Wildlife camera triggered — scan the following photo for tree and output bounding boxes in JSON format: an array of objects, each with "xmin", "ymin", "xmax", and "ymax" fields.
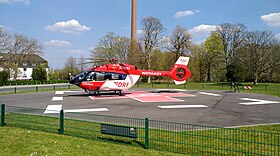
[
  {"xmin": 0, "ymin": 71, "xmax": 9, "ymax": 86},
  {"xmin": 215, "ymin": 23, "xmax": 247, "ymax": 76},
  {"xmin": 240, "ymin": 30, "xmax": 280, "ymax": 84},
  {"xmin": 138, "ymin": 16, "xmax": 165, "ymax": 83},
  {"xmin": 203, "ymin": 32, "xmax": 224, "ymax": 81},
  {"xmin": 91, "ymin": 32, "xmax": 130, "ymax": 64},
  {"xmin": 32, "ymin": 64, "xmax": 47, "ymax": 81},
  {"xmin": 61, "ymin": 57, "xmax": 80, "ymax": 80},
  {"xmin": 77, "ymin": 56, "xmax": 89, "ymax": 72},
  {"xmin": 48, "ymin": 69, "xmax": 60, "ymax": 80},
  {"xmin": 6, "ymin": 34, "xmax": 43, "ymax": 79},
  {"xmin": 225, "ymin": 61, "xmax": 244, "ymax": 83},
  {"xmin": 188, "ymin": 44, "xmax": 207, "ymax": 82},
  {"xmin": 266, "ymin": 39, "xmax": 280, "ymax": 82},
  {"xmin": 166, "ymin": 25, "xmax": 192, "ymax": 62},
  {"xmin": 0, "ymin": 28, "xmax": 9, "ymax": 53},
  {"xmin": 114, "ymin": 36, "xmax": 130, "ymax": 63}
]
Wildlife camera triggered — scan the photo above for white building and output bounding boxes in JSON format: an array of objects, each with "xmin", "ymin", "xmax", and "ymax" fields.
[{"xmin": 0, "ymin": 53, "xmax": 49, "ymax": 80}]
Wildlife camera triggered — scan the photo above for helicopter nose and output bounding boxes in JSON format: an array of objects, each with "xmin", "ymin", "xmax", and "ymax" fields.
[
  {"xmin": 69, "ymin": 79, "xmax": 74, "ymax": 84},
  {"xmin": 69, "ymin": 76, "xmax": 75, "ymax": 84},
  {"xmin": 70, "ymin": 76, "xmax": 74, "ymax": 81}
]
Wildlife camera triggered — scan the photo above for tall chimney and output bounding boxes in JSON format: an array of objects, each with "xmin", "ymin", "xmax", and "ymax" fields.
[{"xmin": 131, "ymin": 0, "xmax": 136, "ymax": 43}]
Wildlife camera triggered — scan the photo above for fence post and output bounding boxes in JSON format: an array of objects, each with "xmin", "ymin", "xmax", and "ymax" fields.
[
  {"xmin": 58, "ymin": 110, "xmax": 64, "ymax": 134},
  {"xmin": 1, "ymin": 104, "xmax": 6, "ymax": 126},
  {"xmin": 144, "ymin": 118, "xmax": 149, "ymax": 149},
  {"xmin": 14, "ymin": 87, "xmax": 17, "ymax": 94}
]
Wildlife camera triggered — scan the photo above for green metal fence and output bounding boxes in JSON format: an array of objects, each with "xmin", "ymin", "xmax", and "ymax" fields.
[
  {"xmin": 1, "ymin": 104, "xmax": 279, "ymax": 155},
  {"xmin": 0, "ymin": 84, "xmax": 77, "ymax": 94},
  {"xmin": 135, "ymin": 82, "xmax": 280, "ymax": 92}
]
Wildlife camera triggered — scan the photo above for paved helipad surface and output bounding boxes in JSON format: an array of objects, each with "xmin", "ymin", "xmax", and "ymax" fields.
[{"xmin": 1, "ymin": 88, "xmax": 280, "ymax": 127}]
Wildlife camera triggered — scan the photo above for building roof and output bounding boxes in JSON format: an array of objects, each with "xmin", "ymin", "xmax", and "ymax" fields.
[{"xmin": 0, "ymin": 53, "xmax": 48, "ymax": 68}]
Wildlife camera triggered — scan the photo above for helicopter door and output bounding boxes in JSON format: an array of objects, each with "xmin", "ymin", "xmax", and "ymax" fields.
[{"xmin": 85, "ymin": 71, "xmax": 96, "ymax": 81}]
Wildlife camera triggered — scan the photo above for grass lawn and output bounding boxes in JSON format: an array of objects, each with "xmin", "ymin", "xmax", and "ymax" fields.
[
  {"xmin": 0, "ymin": 126, "xmax": 181, "ymax": 156},
  {"xmin": 1, "ymin": 113, "xmax": 279, "ymax": 155}
]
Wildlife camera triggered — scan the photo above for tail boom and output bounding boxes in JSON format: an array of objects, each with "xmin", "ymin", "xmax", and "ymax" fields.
[{"xmin": 138, "ymin": 57, "xmax": 191, "ymax": 85}]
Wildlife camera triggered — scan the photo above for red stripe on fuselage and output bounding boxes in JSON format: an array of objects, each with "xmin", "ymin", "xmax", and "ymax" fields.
[{"xmin": 79, "ymin": 81, "xmax": 105, "ymax": 91}]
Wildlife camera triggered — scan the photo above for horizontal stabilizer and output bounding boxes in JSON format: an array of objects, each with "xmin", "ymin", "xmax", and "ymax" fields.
[{"xmin": 174, "ymin": 80, "xmax": 186, "ymax": 85}]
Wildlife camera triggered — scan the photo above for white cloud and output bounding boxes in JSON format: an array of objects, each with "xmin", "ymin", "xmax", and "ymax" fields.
[
  {"xmin": 174, "ymin": 10, "xmax": 195, "ymax": 18},
  {"xmin": 0, "ymin": 0, "xmax": 30, "ymax": 5},
  {"xmin": 261, "ymin": 12, "xmax": 280, "ymax": 27},
  {"xmin": 0, "ymin": 24, "xmax": 13, "ymax": 32},
  {"xmin": 189, "ymin": 24, "xmax": 217, "ymax": 43},
  {"xmin": 45, "ymin": 19, "xmax": 91, "ymax": 34},
  {"xmin": 44, "ymin": 40, "xmax": 72, "ymax": 47}
]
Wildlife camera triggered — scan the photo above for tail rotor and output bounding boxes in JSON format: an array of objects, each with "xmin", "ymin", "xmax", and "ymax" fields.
[{"xmin": 169, "ymin": 57, "xmax": 191, "ymax": 85}]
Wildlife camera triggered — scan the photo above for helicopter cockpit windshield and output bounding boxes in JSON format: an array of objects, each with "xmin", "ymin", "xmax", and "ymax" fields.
[{"xmin": 69, "ymin": 71, "xmax": 89, "ymax": 85}]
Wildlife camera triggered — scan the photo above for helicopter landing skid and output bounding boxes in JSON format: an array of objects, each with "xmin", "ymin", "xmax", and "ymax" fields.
[{"xmin": 87, "ymin": 90, "xmax": 123, "ymax": 96}]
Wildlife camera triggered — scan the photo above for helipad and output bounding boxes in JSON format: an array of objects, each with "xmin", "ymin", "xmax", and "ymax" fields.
[
  {"xmin": 1, "ymin": 89, "xmax": 280, "ymax": 127},
  {"xmin": 89, "ymin": 91, "xmax": 195, "ymax": 102}
]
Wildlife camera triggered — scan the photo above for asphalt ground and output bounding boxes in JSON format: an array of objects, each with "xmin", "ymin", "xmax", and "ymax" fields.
[{"xmin": 0, "ymin": 88, "xmax": 279, "ymax": 127}]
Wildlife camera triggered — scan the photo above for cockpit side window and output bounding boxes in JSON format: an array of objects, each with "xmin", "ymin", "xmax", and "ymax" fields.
[
  {"xmin": 104, "ymin": 73, "xmax": 111, "ymax": 80},
  {"xmin": 119, "ymin": 74, "xmax": 127, "ymax": 80},
  {"xmin": 83, "ymin": 72, "xmax": 127, "ymax": 81},
  {"xmin": 85, "ymin": 71, "xmax": 96, "ymax": 81},
  {"xmin": 96, "ymin": 72, "xmax": 105, "ymax": 81}
]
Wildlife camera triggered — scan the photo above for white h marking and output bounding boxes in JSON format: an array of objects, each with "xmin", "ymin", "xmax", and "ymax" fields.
[
  {"xmin": 239, "ymin": 98, "xmax": 279, "ymax": 105},
  {"xmin": 52, "ymin": 97, "xmax": 63, "ymax": 101},
  {"xmin": 198, "ymin": 92, "xmax": 221, "ymax": 97},
  {"xmin": 44, "ymin": 105, "xmax": 108, "ymax": 114},
  {"xmin": 158, "ymin": 105, "xmax": 208, "ymax": 109}
]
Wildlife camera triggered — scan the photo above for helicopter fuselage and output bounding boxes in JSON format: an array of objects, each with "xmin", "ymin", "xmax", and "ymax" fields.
[{"xmin": 69, "ymin": 57, "xmax": 191, "ymax": 95}]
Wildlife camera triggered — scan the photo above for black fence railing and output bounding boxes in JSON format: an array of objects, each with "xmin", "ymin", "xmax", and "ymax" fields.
[{"xmin": 1, "ymin": 104, "xmax": 280, "ymax": 155}]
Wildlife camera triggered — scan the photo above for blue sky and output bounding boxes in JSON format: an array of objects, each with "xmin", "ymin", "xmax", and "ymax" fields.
[{"xmin": 0, "ymin": 0, "xmax": 279, "ymax": 69}]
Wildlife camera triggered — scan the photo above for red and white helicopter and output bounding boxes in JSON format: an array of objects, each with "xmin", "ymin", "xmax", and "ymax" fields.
[{"xmin": 69, "ymin": 56, "xmax": 191, "ymax": 96}]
